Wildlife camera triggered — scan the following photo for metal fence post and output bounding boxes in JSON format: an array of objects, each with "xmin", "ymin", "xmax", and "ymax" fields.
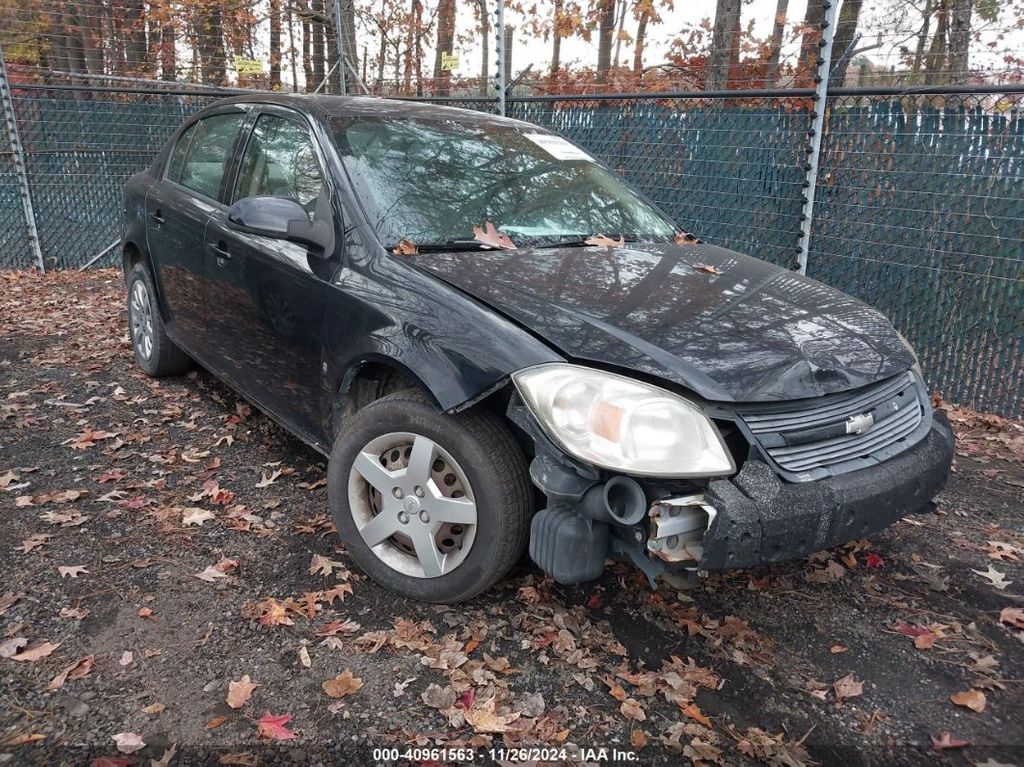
[
  {"xmin": 332, "ymin": 0, "xmax": 347, "ymax": 96},
  {"xmin": 495, "ymin": 0, "xmax": 506, "ymax": 116},
  {"xmin": 0, "ymin": 43, "xmax": 44, "ymax": 273},
  {"xmin": 795, "ymin": 0, "xmax": 838, "ymax": 275}
]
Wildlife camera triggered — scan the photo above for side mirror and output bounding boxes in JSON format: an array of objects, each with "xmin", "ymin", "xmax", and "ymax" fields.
[{"xmin": 226, "ymin": 196, "xmax": 334, "ymax": 255}]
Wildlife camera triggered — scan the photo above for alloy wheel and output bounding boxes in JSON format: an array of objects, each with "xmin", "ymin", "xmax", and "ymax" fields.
[
  {"xmin": 130, "ymin": 279, "xmax": 155, "ymax": 360},
  {"xmin": 347, "ymin": 431, "xmax": 477, "ymax": 578}
]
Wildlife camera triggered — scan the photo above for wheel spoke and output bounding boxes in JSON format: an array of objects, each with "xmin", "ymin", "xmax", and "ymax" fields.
[
  {"xmin": 409, "ymin": 525, "xmax": 444, "ymax": 577},
  {"xmin": 358, "ymin": 511, "xmax": 400, "ymax": 547},
  {"xmin": 430, "ymin": 495, "xmax": 476, "ymax": 526},
  {"xmin": 404, "ymin": 434, "xmax": 435, "ymax": 483},
  {"xmin": 352, "ymin": 451, "xmax": 396, "ymax": 495}
]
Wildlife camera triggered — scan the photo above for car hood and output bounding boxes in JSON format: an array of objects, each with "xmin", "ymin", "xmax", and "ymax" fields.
[{"xmin": 411, "ymin": 242, "xmax": 914, "ymax": 402}]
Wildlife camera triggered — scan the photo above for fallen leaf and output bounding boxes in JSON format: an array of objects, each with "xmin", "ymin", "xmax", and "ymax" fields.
[
  {"xmin": 58, "ymin": 565, "xmax": 89, "ymax": 579},
  {"xmin": 0, "ymin": 592, "xmax": 21, "ymax": 616},
  {"xmin": 999, "ymin": 607, "xmax": 1024, "ymax": 630},
  {"xmin": 256, "ymin": 712, "xmax": 297, "ymax": 740},
  {"xmin": 693, "ymin": 263, "xmax": 723, "ymax": 275},
  {"xmin": 182, "ymin": 507, "xmax": 216, "ymax": 526},
  {"xmin": 584, "ymin": 233, "xmax": 625, "ymax": 248},
  {"xmin": 227, "ymin": 675, "xmax": 259, "ymax": 709},
  {"xmin": 322, "ymin": 669, "xmax": 363, "ymax": 699},
  {"xmin": 309, "ymin": 554, "xmax": 346, "ymax": 577},
  {"xmin": 673, "ymin": 231, "xmax": 701, "ymax": 245},
  {"xmin": 219, "ymin": 753, "xmax": 258, "ymax": 766},
  {"xmin": 206, "ymin": 715, "xmax": 228, "ymax": 729},
  {"xmin": 422, "ymin": 683, "xmax": 456, "ymax": 709},
  {"xmin": 11, "ymin": 641, "xmax": 60, "ymax": 662},
  {"xmin": 0, "ymin": 637, "xmax": 28, "ymax": 658},
  {"xmin": 463, "ymin": 697, "xmax": 521, "ymax": 733},
  {"xmin": 631, "ymin": 728, "xmax": 647, "ymax": 748},
  {"xmin": 931, "ymin": 732, "xmax": 969, "ymax": 750},
  {"xmin": 472, "ymin": 221, "xmax": 517, "ymax": 250},
  {"xmin": 151, "ymin": 744, "xmax": 177, "ymax": 767},
  {"xmin": 141, "ymin": 703, "xmax": 166, "ymax": 715},
  {"xmin": 138, "ymin": 607, "xmax": 154, "ymax": 619},
  {"xmin": 315, "ymin": 619, "xmax": 360, "ymax": 637},
  {"xmin": 392, "ymin": 239, "xmax": 419, "ymax": 255},
  {"xmin": 680, "ymin": 702, "xmax": 713, "ymax": 728},
  {"xmin": 620, "ymin": 698, "xmax": 647, "ymax": 722},
  {"xmin": 112, "ymin": 732, "xmax": 146, "ymax": 754},
  {"xmin": 298, "ymin": 645, "xmax": 311, "ymax": 668},
  {"xmin": 830, "ymin": 644, "xmax": 848, "ymax": 654},
  {"xmin": 194, "ymin": 566, "xmax": 230, "ymax": 582},
  {"xmin": 47, "ymin": 655, "xmax": 94, "ymax": 690},
  {"xmin": 255, "ymin": 469, "xmax": 283, "ymax": 488},
  {"xmin": 2, "ymin": 733, "xmax": 45, "ymax": 746},
  {"xmin": 972, "ymin": 566, "xmax": 1011, "ymax": 590},
  {"xmin": 865, "ymin": 552, "xmax": 885, "ymax": 568},
  {"xmin": 834, "ymin": 673, "xmax": 863, "ymax": 702},
  {"xmin": 950, "ymin": 689, "xmax": 986, "ymax": 713}
]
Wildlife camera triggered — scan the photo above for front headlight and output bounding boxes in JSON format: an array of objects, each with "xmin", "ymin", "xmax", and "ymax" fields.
[{"xmin": 512, "ymin": 364, "xmax": 735, "ymax": 478}]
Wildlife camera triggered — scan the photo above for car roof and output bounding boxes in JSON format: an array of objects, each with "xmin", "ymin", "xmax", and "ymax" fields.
[{"xmin": 196, "ymin": 93, "xmax": 534, "ymax": 130}]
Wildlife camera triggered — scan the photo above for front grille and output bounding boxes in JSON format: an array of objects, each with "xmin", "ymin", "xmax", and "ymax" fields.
[{"xmin": 738, "ymin": 372, "xmax": 928, "ymax": 479}]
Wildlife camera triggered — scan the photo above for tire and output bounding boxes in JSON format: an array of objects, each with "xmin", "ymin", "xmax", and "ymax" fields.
[
  {"xmin": 328, "ymin": 389, "xmax": 532, "ymax": 603},
  {"xmin": 126, "ymin": 262, "xmax": 192, "ymax": 377}
]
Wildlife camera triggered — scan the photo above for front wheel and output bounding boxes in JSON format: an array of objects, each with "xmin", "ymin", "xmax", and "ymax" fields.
[{"xmin": 327, "ymin": 390, "xmax": 532, "ymax": 603}]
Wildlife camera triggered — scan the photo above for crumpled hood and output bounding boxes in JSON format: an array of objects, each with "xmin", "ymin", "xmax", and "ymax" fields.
[{"xmin": 412, "ymin": 242, "xmax": 914, "ymax": 402}]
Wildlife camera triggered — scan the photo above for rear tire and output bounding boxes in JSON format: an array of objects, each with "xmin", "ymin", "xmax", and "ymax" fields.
[
  {"xmin": 327, "ymin": 390, "xmax": 532, "ymax": 603},
  {"xmin": 127, "ymin": 262, "xmax": 192, "ymax": 377}
]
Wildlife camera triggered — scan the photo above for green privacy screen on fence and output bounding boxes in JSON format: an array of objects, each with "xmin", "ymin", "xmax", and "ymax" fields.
[{"xmin": 2, "ymin": 86, "xmax": 1022, "ymax": 416}]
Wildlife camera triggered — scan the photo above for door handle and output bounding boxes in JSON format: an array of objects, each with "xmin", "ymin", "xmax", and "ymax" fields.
[
  {"xmin": 208, "ymin": 240, "xmax": 231, "ymax": 260},
  {"xmin": 150, "ymin": 209, "xmax": 164, "ymax": 225}
]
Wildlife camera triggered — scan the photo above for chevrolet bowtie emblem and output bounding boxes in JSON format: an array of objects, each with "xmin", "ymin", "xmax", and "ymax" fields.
[{"xmin": 845, "ymin": 412, "xmax": 874, "ymax": 435}]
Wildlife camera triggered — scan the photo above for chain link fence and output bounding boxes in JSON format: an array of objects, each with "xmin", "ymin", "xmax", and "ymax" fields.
[{"xmin": 1, "ymin": 81, "xmax": 1021, "ymax": 416}]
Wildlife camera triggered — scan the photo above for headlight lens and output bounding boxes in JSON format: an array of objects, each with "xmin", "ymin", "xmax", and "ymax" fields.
[{"xmin": 512, "ymin": 364, "xmax": 735, "ymax": 477}]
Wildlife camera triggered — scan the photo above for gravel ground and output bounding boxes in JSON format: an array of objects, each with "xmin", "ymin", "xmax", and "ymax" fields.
[{"xmin": 1, "ymin": 268, "xmax": 1022, "ymax": 766}]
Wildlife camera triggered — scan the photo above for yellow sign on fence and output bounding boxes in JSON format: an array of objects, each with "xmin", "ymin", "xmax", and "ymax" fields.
[
  {"xmin": 441, "ymin": 52, "xmax": 460, "ymax": 72},
  {"xmin": 234, "ymin": 57, "xmax": 264, "ymax": 75}
]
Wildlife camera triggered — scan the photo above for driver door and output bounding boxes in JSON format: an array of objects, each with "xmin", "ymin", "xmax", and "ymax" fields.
[{"xmin": 204, "ymin": 107, "xmax": 332, "ymax": 440}]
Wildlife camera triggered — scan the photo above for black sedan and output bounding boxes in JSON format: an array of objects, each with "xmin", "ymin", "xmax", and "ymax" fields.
[{"xmin": 121, "ymin": 95, "xmax": 953, "ymax": 602}]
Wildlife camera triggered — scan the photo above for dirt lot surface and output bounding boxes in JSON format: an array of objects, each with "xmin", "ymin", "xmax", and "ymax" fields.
[{"xmin": 1, "ymin": 268, "xmax": 1022, "ymax": 766}]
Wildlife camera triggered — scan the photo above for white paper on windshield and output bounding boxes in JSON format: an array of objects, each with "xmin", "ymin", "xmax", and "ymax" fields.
[{"xmin": 523, "ymin": 133, "xmax": 594, "ymax": 162}]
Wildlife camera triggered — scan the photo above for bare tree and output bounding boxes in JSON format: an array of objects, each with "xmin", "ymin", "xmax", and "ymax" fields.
[
  {"xmin": 433, "ymin": 0, "xmax": 456, "ymax": 95},
  {"xmin": 596, "ymin": 0, "xmax": 616, "ymax": 83},
  {"xmin": 764, "ymin": 0, "xmax": 788, "ymax": 86},
  {"xmin": 706, "ymin": 0, "xmax": 740, "ymax": 90}
]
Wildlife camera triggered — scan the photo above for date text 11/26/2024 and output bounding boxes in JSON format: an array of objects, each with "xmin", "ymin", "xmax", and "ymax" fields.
[{"xmin": 372, "ymin": 746, "xmax": 641, "ymax": 762}]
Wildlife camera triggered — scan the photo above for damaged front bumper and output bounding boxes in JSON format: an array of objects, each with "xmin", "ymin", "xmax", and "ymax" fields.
[
  {"xmin": 699, "ymin": 411, "xmax": 954, "ymax": 569},
  {"xmin": 520, "ymin": 403, "xmax": 954, "ymax": 586}
]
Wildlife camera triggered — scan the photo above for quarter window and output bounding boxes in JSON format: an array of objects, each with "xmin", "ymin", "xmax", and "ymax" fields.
[
  {"xmin": 169, "ymin": 113, "xmax": 246, "ymax": 200},
  {"xmin": 234, "ymin": 114, "xmax": 324, "ymax": 217}
]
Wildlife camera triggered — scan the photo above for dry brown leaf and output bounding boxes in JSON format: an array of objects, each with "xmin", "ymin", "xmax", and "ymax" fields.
[
  {"xmin": 206, "ymin": 715, "xmax": 228, "ymax": 729},
  {"xmin": 673, "ymin": 231, "xmax": 702, "ymax": 245},
  {"xmin": 464, "ymin": 697, "xmax": 521, "ymax": 733},
  {"xmin": 227, "ymin": 674, "xmax": 259, "ymax": 709},
  {"xmin": 142, "ymin": 702, "xmax": 166, "ymax": 715},
  {"xmin": 322, "ymin": 669, "xmax": 363, "ymax": 699},
  {"xmin": 11, "ymin": 641, "xmax": 60, "ymax": 662},
  {"xmin": 584, "ymin": 233, "xmax": 625, "ymax": 248},
  {"xmin": 693, "ymin": 263, "xmax": 723, "ymax": 275},
  {"xmin": 950, "ymin": 689, "xmax": 986, "ymax": 712},
  {"xmin": 620, "ymin": 697, "xmax": 647, "ymax": 722},
  {"xmin": 112, "ymin": 731, "xmax": 146, "ymax": 754},
  {"xmin": 182, "ymin": 507, "xmax": 216, "ymax": 526},
  {"xmin": 219, "ymin": 753, "xmax": 257, "ymax": 766},
  {"xmin": 0, "ymin": 637, "xmax": 28, "ymax": 658},
  {"xmin": 46, "ymin": 655, "xmax": 94, "ymax": 690},
  {"xmin": 834, "ymin": 673, "xmax": 863, "ymax": 702},
  {"xmin": 472, "ymin": 221, "xmax": 517, "ymax": 250},
  {"xmin": 999, "ymin": 606, "xmax": 1024, "ymax": 630},
  {"xmin": 679, "ymin": 702, "xmax": 713, "ymax": 728},
  {"xmin": 392, "ymin": 239, "xmax": 419, "ymax": 255}
]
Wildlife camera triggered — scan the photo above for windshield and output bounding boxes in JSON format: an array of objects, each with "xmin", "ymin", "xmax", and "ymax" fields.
[{"xmin": 331, "ymin": 116, "xmax": 678, "ymax": 249}]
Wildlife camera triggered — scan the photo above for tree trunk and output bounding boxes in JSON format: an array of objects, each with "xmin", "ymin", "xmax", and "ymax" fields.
[
  {"xmin": 948, "ymin": 0, "xmax": 972, "ymax": 83},
  {"xmin": 300, "ymin": 0, "xmax": 313, "ymax": 90},
  {"xmin": 828, "ymin": 0, "xmax": 863, "ymax": 87},
  {"xmin": 123, "ymin": 0, "xmax": 149, "ymax": 75},
  {"xmin": 596, "ymin": 0, "xmax": 615, "ymax": 83},
  {"xmin": 764, "ymin": 0, "xmax": 788, "ymax": 86},
  {"xmin": 551, "ymin": 0, "xmax": 562, "ymax": 76},
  {"xmin": 311, "ymin": 0, "xmax": 326, "ymax": 90},
  {"xmin": 911, "ymin": 0, "xmax": 933, "ymax": 76},
  {"xmin": 705, "ymin": 0, "xmax": 740, "ymax": 90},
  {"xmin": 288, "ymin": 6, "xmax": 298, "ymax": 91},
  {"xmin": 269, "ymin": 0, "xmax": 282, "ymax": 89},
  {"xmin": 477, "ymin": 0, "xmax": 489, "ymax": 95},
  {"xmin": 432, "ymin": 0, "xmax": 455, "ymax": 96},
  {"xmin": 798, "ymin": 0, "xmax": 825, "ymax": 79},
  {"xmin": 633, "ymin": 7, "xmax": 649, "ymax": 76},
  {"xmin": 326, "ymin": 8, "xmax": 340, "ymax": 92},
  {"xmin": 198, "ymin": 4, "xmax": 227, "ymax": 85},
  {"xmin": 341, "ymin": 0, "xmax": 359, "ymax": 92},
  {"xmin": 159, "ymin": 19, "xmax": 176, "ymax": 80},
  {"xmin": 924, "ymin": 0, "xmax": 948, "ymax": 85},
  {"xmin": 612, "ymin": 0, "xmax": 628, "ymax": 69}
]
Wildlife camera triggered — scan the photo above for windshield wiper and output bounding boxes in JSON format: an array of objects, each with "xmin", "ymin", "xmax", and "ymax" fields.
[
  {"xmin": 389, "ymin": 239, "xmax": 485, "ymax": 253},
  {"xmin": 534, "ymin": 235, "xmax": 643, "ymax": 249}
]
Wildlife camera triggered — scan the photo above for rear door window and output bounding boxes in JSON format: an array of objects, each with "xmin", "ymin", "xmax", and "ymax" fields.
[{"xmin": 168, "ymin": 113, "xmax": 246, "ymax": 201}]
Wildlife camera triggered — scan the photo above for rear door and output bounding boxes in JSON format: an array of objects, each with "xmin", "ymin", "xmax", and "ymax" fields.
[
  {"xmin": 145, "ymin": 108, "xmax": 249, "ymax": 358},
  {"xmin": 203, "ymin": 106, "xmax": 333, "ymax": 440}
]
